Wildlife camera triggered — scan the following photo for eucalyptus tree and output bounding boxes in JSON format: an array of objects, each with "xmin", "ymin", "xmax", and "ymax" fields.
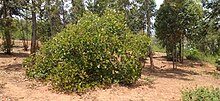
[
  {"xmin": 30, "ymin": 0, "xmax": 37, "ymax": 53},
  {"xmin": 70, "ymin": 0, "xmax": 85, "ymax": 23},
  {"xmin": 155, "ymin": 0, "xmax": 203, "ymax": 67},
  {"xmin": 138, "ymin": 0, "xmax": 156, "ymax": 67},
  {"xmin": 196, "ymin": 0, "xmax": 220, "ymax": 55},
  {"xmin": 0, "ymin": 0, "xmax": 26, "ymax": 54},
  {"xmin": 86, "ymin": 0, "xmax": 115, "ymax": 15}
]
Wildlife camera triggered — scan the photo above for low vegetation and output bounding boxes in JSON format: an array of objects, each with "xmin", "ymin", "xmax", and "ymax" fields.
[
  {"xmin": 182, "ymin": 87, "xmax": 220, "ymax": 101},
  {"xmin": 143, "ymin": 76, "xmax": 157, "ymax": 83},
  {"xmin": 216, "ymin": 59, "xmax": 220, "ymax": 71}
]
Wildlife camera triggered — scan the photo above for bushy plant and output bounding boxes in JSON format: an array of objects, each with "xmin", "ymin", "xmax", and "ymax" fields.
[
  {"xmin": 185, "ymin": 49, "xmax": 202, "ymax": 61},
  {"xmin": 23, "ymin": 9, "xmax": 150, "ymax": 92},
  {"xmin": 182, "ymin": 87, "xmax": 220, "ymax": 101}
]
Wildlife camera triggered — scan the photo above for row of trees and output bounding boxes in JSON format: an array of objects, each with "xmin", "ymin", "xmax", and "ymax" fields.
[
  {"xmin": 155, "ymin": 0, "xmax": 219, "ymax": 68},
  {"xmin": 0, "ymin": 0, "xmax": 156, "ymax": 54}
]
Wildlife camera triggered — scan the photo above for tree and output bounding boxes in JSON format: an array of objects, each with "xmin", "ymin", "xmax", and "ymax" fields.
[
  {"xmin": 70, "ymin": 0, "xmax": 85, "ymax": 23},
  {"xmin": 86, "ymin": 0, "xmax": 112, "ymax": 15},
  {"xmin": 30, "ymin": 0, "xmax": 37, "ymax": 54},
  {"xmin": 0, "ymin": 0, "xmax": 23, "ymax": 54},
  {"xmin": 140, "ymin": 0, "xmax": 156, "ymax": 68},
  {"xmin": 155, "ymin": 0, "xmax": 203, "ymax": 68},
  {"xmin": 195, "ymin": 0, "xmax": 220, "ymax": 55}
]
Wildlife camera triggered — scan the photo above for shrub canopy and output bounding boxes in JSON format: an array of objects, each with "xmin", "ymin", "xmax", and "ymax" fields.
[{"xmin": 23, "ymin": 9, "xmax": 150, "ymax": 92}]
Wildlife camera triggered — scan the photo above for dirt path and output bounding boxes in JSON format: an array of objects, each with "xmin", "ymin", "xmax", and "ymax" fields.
[{"xmin": 0, "ymin": 40, "xmax": 220, "ymax": 101}]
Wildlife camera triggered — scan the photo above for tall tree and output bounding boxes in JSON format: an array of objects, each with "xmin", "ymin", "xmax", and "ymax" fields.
[
  {"xmin": 155, "ymin": 0, "xmax": 203, "ymax": 67},
  {"xmin": 0, "ymin": 0, "xmax": 24, "ymax": 54},
  {"xmin": 70, "ymin": 0, "xmax": 85, "ymax": 23},
  {"xmin": 140, "ymin": 0, "xmax": 156, "ymax": 68},
  {"xmin": 30, "ymin": 0, "xmax": 37, "ymax": 53},
  {"xmin": 195, "ymin": 0, "xmax": 220, "ymax": 55}
]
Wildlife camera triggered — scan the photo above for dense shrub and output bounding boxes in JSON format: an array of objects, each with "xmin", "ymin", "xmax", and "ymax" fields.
[
  {"xmin": 182, "ymin": 87, "xmax": 220, "ymax": 101},
  {"xmin": 23, "ymin": 10, "xmax": 150, "ymax": 92},
  {"xmin": 185, "ymin": 49, "xmax": 202, "ymax": 61}
]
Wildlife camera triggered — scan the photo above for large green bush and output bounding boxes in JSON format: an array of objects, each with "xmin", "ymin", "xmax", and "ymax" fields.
[
  {"xmin": 23, "ymin": 10, "xmax": 150, "ymax": 92},
  {"xmin": 182, "ymin": 87, "xmax": 220, "ymax": 101}
]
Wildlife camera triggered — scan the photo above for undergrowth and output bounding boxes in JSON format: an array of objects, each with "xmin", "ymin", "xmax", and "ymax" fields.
[{"xmin": 182, "ymin": 87, "xmax": 220, "ymax": 101}]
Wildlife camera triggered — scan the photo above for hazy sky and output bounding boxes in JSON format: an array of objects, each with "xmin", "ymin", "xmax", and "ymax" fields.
[{"xmin": 155, "ymin": 0, "xmax": 164, "ymax": 9}]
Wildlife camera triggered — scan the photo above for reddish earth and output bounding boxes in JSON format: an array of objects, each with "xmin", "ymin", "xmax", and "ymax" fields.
[{"xmin": 0, "ymin": 40, "xmax": 220, "ymax": 101}]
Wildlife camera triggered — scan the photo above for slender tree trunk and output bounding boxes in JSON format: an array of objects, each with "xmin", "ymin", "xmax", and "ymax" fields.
[
  {"xmin": 179, "ymin": 34, "xmax": 183, "ymax": 63},
  {"xmin": 172, "ymin": 45, "xmax": 177, "ymax": 69},
  {"xmin": 31, "ymin": 0, "xmax": 37, "ymax": 54},
  {"xmin": 61, "ymin": 0, "xmax": 66, "ymax": 28},
  {"xmin": 3, "ymin": 0, "xmax": 12, "ymax": 54},
  {"xmin": 46, "ymin": 0, "xmax": 52, "ymax": 37},
  {"xmin": 172, "ymin": 46, "xmax": 175, "ymax": 69},
  {"xmin": 146, "ymin": 0, "xmax": 154, "ymax": 68},
  {"xmin": 175, "ymin": 45, "xmax": 178, "ymax": 69},
  {"xmin": 24, "ymin": 8, "xmax": 29, "ymax": 51},
  {"xmin": 4, "ymin": 23, "xmax": 12, "ymax": 54}
]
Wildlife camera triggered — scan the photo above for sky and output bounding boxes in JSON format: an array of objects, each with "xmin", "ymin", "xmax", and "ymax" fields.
[
  {"xmin": 155, "ymin": 0, "xmax": 164, "ymax": 9},
  {"xmin": 64, "ymin": 0, "xmax": 164, "ymax": 10}
]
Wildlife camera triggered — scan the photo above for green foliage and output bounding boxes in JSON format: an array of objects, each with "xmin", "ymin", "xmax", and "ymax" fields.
[
  {"xmin": 216, "ymin": 59, "xmax": 220, "ymax": 71},
  {"xmin": 143, "ymin": 76, "xmax": 156, "ymax": 83},
  {"xmin": 185, "ymin": 48, "xmax": 220, "ymax": 65},
  {"xmin": 152, "ymin": 37, "xmax": 165, "ymax": 53},
  {"xmin": 23, "ymin": 9, "xmax": 150, "ymax": 92},
  {"xmin": 208, "ymin": 71, "xmax": 220, "ymax": 79},
  {"xmin": 182, "ymin": 87, "xmax": 220, "ymax": 101},
  {"xmin": 185, "ymin": 49, "xmax": 202, "ymax": 61},
  {"xmin": 155, "ymin": 0, "xmax": 203, "ymax": 57}
]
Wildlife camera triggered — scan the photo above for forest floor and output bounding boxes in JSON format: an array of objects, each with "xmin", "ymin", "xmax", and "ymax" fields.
[{"xmin": 0, "ymin": 40, "xmax": 220, "ymax": 101}]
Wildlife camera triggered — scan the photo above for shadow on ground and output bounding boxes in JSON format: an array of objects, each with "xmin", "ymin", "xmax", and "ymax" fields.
[
  {"xmin": 0, "ymin": 64, "xmax": 23, "ymax": 72},
  {"xmin": 142, "ymin": 65, "xmax": 199, "ymax": 81},
  {"xmin": 0, "ymin": 53, "xmax": 29, "ymax": 58}
]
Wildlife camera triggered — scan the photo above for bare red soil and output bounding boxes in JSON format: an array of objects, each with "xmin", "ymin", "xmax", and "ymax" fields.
[{"xmin": 0, "ymin": 40, "xmax": 220, "ymax": 101}]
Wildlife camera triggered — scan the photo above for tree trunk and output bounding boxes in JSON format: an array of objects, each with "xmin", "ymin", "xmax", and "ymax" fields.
[
  {"xmin": 172, "ymin": 47, "xmax": 175, "ymax": 69},
  {"xmin": 175, "ymin": 45, "xmax": 178, "ymax": 69},
  {"xmin": 45, "ymin": 0, "xmax": 52, "ymax": 37},
  {"xmin": 146, "ymin": 0, "xmax": 154, "ymax": 68},
  {"xmin": 172, "ymin": 45, "xmax": 177, "ymax": 69},
  {"xmin": 24, "ymin": 9, "xmax": 29, "ymax": 51},
  {"xmin": 31, "ymin": 0, "xmax": 37, "ymax": 54},
  {"xmin": 179, "ymin": 34, "xmax": 183, "ymax": 63},
  {"xmin": 61, "ymin": 0, "xmax": 66, "ymax": 28},
  {"xmin": 3, "ymin": 0, "xmax": 12, "ymax": 54},
  {"xmin": 4, "ymin": 23, "xmax": 12, "ymax": 54}
]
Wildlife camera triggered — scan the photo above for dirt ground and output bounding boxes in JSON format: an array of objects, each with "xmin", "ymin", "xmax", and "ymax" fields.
[{"xmin": 0, "ymin": 40, "xmax": 220, "ymax": 101}]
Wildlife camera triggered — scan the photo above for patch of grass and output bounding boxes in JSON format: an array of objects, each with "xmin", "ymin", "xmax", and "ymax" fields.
[
  {"xmin": 151, "ymin": 37, "xmax": 166, "ymax": 53},
  {"xmin": 202, "ymin": 55, "xmax": 219, "ymax": 65},
  {"xmin": 182, "ymin": 87, "xmax": 220, "ymax": 101},
  {"xmin": 207, "ymin": 71, "xmax": 220, "ymax": 79},
  {"xmin": 143, "ymin": 76, "xmax": 157, "ymax": 83},
  {"xmin": 185, "ymin": 49, "xmax": 220, "ymax": 65},
  {"xmin": 152, "ymin": 44, "xmax": 165, "ymax": 53}
]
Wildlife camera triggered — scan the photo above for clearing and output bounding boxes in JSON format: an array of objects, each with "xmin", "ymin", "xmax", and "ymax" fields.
[{"xmin": 0, "ymin": 40, "xmax": 220, "ymax": 101}]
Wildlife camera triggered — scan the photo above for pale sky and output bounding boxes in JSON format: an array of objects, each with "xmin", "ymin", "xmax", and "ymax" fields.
[{"xmin": 156, "ymin": 0, "xmax": 164, "ymax": 9}]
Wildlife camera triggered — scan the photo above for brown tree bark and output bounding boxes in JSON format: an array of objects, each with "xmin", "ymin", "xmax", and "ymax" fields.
[
  {"xmin": 3, "ymin": 0, "xmax": 12, "ymax": 54},
  {"xmin": 31, "ymin": 0, "xmax": 37, "ymax": 54},
  {"xmin": 146, "ymin": 0, "xmax": 154, "ymax": 68},
  {"xmin": 61, "ymin": 0, "xmax": 66, "ymax": 28},
  {"xmin": 179, "ymin": 34, "xmax": 183, "ymax": 63}
]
